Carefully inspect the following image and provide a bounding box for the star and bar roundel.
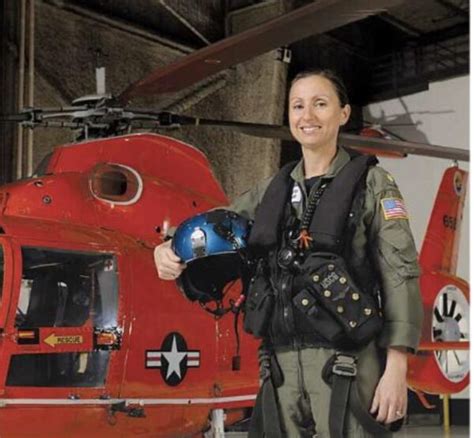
[146,332,201,386]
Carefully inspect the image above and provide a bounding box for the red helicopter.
[0,1,469,437]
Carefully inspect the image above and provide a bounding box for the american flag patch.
[381,198,408,220]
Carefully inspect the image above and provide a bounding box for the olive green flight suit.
[230,147,423,437]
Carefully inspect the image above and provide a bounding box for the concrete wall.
[166,0,288,199]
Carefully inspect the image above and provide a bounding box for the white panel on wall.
[364,75,469,279]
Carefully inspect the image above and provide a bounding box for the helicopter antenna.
[91,48,107,96]
[96,67,106,96]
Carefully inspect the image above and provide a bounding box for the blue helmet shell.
[172,209,251,303]
[173,209,250,263]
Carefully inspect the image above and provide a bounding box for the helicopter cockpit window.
[6,351,110,387]
[7,248,118,387]
[16,247,119,329]
[89,163,143,205]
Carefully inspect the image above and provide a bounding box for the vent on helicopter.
[89,163,143,205]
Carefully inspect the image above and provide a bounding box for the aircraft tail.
[419,166,468,275]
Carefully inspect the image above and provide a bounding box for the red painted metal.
[0,134,258,437]
[419,167,468,275]
[408,167,470,395]
[418,341,470,351]
[357,127,406,158]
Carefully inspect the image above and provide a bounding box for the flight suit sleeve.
[364,167,423,352]
[227,176,273,221]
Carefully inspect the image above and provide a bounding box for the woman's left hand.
[370,347,408,424]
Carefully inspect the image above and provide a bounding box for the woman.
[154,69,423,437]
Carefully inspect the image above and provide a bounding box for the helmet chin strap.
[198,278,246,372]
[198,279,240,318]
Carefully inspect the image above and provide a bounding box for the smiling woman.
[288,70,351,177]
[154,69,423,438]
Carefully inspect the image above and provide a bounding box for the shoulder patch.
[367,166,400,196]
[381,197,409,220]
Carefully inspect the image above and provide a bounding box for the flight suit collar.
[290,147,351,184]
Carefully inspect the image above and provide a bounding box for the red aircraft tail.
[419,166,468,275]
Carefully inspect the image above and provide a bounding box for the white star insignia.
[162,335,187,380]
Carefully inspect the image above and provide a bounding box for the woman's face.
[288,75,350,150]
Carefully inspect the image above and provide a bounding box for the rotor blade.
[190,118,294,140]
[118,0,402,102]
[434,307,444,323]
[0,106,91,123]
[180,117,468,161]
[340,133,469,161]
[177,117,402,157]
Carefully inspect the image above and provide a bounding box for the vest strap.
[322,353,403,438]
[308,154,377,253]
[248,161,296,254]
[248,352,284,437]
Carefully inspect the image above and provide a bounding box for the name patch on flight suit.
[381,197,408,220]
[291,184,302,204]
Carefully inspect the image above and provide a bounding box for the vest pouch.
[292,288,345,343]
[301,252,383,346]
[244,261,275,338]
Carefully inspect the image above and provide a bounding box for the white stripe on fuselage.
[0,394,257,406]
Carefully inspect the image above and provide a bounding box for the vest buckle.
[332,353,357,377]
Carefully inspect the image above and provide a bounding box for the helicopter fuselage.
[0,133,260,437]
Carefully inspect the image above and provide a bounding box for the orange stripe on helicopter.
[18,330,36,339]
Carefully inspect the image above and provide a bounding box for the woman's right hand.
[154,240,186,280]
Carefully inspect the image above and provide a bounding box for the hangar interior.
[0,0,470,436]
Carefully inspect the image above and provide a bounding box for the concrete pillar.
[177,0,289,200]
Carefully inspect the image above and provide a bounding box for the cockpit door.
[1,243,124,401]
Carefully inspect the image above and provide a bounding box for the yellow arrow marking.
[44,334,83,347]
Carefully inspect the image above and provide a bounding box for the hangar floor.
[225,425,469,437]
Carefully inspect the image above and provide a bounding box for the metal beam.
[435,0,469,20]
[377,12,421,37]
[158,0,211,46]
[420,22,469,45]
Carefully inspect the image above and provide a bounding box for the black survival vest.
[246,150,379,346]
[249,152,378,254]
